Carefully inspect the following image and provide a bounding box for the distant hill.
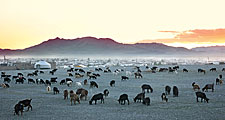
[0,37,199,57]
[191,46,225,53]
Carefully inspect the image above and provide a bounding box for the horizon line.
[1,36,225,50]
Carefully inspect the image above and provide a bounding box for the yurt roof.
[35,61,51,66]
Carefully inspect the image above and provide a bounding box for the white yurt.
[34,61,51,69]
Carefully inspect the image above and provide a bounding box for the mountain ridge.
[0,37,224,57]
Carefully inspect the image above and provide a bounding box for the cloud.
[140,28,225,44]
[158,31,179,33]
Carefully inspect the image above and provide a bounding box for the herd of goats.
[0,65,224,116]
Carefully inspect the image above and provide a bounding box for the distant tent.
[34,61,51,69]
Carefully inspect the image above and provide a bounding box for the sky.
[0,0,225,49]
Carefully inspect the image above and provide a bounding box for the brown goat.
[216,78,223,85]
[84,79,88,85]
[70,90,80,105]
[80,89,88,100]
[192,82,200,91]
[219,80,223,85]
[64,90,68,100]
[202,83,214,92]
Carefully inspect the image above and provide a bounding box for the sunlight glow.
[1,0,225,49]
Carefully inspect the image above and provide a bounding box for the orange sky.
[1,0,225,49]
[139,29,225,49]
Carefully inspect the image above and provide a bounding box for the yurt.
[34,61,51,69]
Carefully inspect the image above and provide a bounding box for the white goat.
[46,86,51,93]
[67,81,73,87]
[75,82,82,88]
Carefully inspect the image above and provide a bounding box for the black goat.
[118,94,129,105]
[121,76,129,81]
[90,81,98,88]
[165,86,171,95]
[18,99,32,111]
[14,103,24,116]
[142,97,150,106]
[134,92,145,102]
[173,86,179,97]
[53,87,59,94]
[89,93,104,105]
[103,89,109,97]
[60,79,66,85]
[142,84,153,93]
[202,83,214,92]
[161,93,168,102]
[196,91,209,103]
[28,78,35,84]
[110,80,115,87]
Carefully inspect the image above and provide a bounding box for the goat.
[173,86,179,97]
[15,78,24,84]
[68,73,73,77]
[12,76,18,80]
[75,74,84,78]
[84,79,88,85]
[183,68,188,72]
[134,92,145,102]
[60,79,66,85]
[165,86,171,95]
[50,77,57,83]
[210,68,216,72]
[134,72,143,78]
[89,75,97,79]
[76,88,84,94]
[118,94,129,105]
[219,79,223,85]
[161,93,168,102]
[75,88,88,100]
[80,89,88,100]
[75,82,82,88]
[103,89,109,98]
[14,103,24,116]
[36,79,40,84]
[198,69,206,74]
[18,99,32,111]
[110,80,115,87]
[142,97,150,106]
[4,77,11,83]
[64,89,69,100]
[196,91,209,103]
[67,81,72,87]
[219,74,222,79]
[46,86,51,93]
[216,78,223,85]
[141,84,153,93]
[1,83,10,88]
[45,80,51,86]
[70,90,80,105]
[90,81,98,88]
[89,93,104,105]
[121,76,129,81]
[202,83,214,92]
[28,78,35,84]
[53,87,59,94]
[40,79,45,84]
[192,82,200,90]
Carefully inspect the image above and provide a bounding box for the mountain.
[0,37,195,57]
[192,46,225,53]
